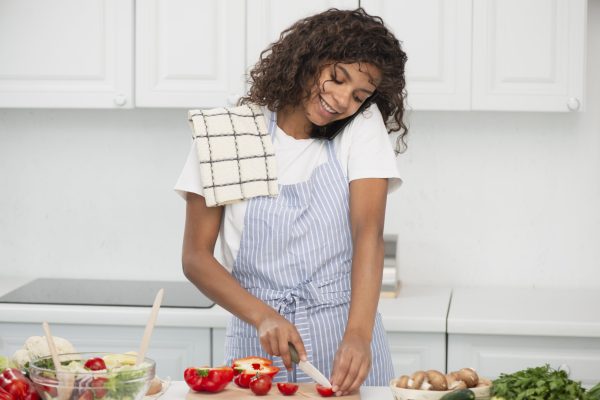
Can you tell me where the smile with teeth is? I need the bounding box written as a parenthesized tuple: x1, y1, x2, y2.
(319, 96, 338, 114)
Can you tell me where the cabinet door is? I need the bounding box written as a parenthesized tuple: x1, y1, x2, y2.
(472, 0, 587, 111)
(361, 0, 472, 110)
(448, 334, 600, 387)
(387, 332, 446, 375)
(246, 0, 358, 71)
(0, 323, 210, 379)
(0, 0, 133, 108)
(136, 0, 246, 108)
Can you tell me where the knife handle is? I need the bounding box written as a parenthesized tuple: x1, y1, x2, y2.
(288, 342, 300, 364)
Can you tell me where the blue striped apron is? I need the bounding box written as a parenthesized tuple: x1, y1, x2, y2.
(224, 114, 394, 385)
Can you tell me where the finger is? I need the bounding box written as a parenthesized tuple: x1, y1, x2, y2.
(259, 335, 272, 356)
(344, 359, 370, 395)
(278, 336, 292, 371)
(338, 355, 360, 394)
(330, 350, 350, 393)
(289, 332, 307, 362)
(269, 334, 281, 358)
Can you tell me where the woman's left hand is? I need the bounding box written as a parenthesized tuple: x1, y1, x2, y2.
(330, 332, 372, 396)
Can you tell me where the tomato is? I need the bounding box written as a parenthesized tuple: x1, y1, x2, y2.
(90, 377, 108, 398)
(234, 372, 252, 388)
(249, 374, 272, 396)
(316, 384, 335, 397)
(83, 357, 106, 371)
(277, 382, 299, 396)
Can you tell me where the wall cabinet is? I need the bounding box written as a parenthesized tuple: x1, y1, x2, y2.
(0, 0, 587, 110)
(0, 322, 211, 379)
(362, 0, 587, 111)
(135, 0, 246, 107)
(0, 0, 133, 108)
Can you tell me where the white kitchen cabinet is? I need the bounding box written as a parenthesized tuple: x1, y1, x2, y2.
(212, 327, 226, 366)
(388, 332, 446, 376)
(135, 0, 246, 108)
(0, 322, 210, 379)
(361, 0, 472, 110)
(447, 287, 600, 387)
(472, 0, 587, 111)
(246, 0, 358, 70)
(362, 0, 586, 111)
(448, 334, 600, 388)
(0, 0, 133, 108)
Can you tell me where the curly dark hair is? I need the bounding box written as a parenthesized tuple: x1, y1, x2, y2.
(240, 8, 408, 153)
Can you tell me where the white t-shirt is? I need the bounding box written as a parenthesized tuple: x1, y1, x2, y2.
(175, 104, 402, 271)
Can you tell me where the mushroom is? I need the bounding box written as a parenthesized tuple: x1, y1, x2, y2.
(394, 375, 411, 389)
(477, 377, 492, 387)
(457, 367, 479, 388)
(446, 373, 467, 390)
(410, 371, 428, 390)
(426, 370, 448, 391)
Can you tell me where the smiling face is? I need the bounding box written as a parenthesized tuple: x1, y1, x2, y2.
(305, 62, 381, 126)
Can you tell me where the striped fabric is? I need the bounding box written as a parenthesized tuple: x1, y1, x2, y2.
(223, 115, 394, 385)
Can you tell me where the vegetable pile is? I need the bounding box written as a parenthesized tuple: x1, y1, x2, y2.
(491, 364, 600, 400)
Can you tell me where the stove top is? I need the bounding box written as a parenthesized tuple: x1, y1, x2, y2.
(0, 278, 214, 309)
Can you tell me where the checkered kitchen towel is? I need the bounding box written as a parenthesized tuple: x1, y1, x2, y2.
(188, 104, 278, 207)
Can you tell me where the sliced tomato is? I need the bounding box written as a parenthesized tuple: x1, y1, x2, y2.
(316, 384, 335, 397)
(277, 382, 299, 396)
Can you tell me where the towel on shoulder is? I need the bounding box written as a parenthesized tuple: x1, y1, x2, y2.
(187, 104, 278, 207)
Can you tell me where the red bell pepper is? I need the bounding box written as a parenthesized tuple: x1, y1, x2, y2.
(183, 366, 234, 393)
(0, 369, 39, 400)
(0, 387, 15, 400)
(231, 357, 280, 382)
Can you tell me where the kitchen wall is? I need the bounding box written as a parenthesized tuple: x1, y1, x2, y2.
(1, 3, 599, 289)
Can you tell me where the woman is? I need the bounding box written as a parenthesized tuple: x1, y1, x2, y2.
(175, 8, 407, 395)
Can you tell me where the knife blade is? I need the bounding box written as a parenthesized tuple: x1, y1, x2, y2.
(288, 342, 332, 388)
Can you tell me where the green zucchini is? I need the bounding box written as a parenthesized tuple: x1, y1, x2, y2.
(439, 389, 476, 400)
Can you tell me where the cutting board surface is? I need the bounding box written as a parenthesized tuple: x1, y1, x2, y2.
(185, 383, 360, 399)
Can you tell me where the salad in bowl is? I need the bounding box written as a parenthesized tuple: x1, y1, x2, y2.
(28, 352, 155, 400)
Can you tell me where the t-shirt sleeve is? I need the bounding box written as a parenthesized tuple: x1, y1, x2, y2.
(174, 140, 204, 199)
(340, 104, 402, 193)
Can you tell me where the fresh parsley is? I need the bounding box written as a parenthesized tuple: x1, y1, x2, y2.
(491, 365, 586, 400)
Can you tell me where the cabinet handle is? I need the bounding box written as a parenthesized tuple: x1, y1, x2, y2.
(567, 97, 580, 111)
(114, 94, 127, 107)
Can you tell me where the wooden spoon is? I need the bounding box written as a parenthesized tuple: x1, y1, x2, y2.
(42, 322, 74, 400)
(136, 288, 164, 365)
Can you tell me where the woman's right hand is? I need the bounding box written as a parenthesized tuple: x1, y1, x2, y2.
(256, 312, 307, 371)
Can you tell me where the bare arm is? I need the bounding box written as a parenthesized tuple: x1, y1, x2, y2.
(182, 192, 306, 368)
(330, 178, 388, 395)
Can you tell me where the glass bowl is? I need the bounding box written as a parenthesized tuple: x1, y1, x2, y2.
(29, 352, 155, 400)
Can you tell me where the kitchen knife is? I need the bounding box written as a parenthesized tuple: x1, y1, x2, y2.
(288, 342, 332, 388)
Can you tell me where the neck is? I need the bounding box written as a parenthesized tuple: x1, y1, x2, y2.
(276, 107, 313, 139)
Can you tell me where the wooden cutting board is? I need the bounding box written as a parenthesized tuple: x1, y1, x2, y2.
(185, 383, 361, 399)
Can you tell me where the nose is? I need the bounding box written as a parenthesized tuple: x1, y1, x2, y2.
(333, 87, 353, 112)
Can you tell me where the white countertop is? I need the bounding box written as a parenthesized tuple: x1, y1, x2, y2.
(160, 381, 392, 400)
(447, 286, 600, 338)
(0, 277, 451, 333)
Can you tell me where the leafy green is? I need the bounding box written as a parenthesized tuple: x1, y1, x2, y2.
(584, 382, 600, 400)
(103, 364, 149, 400)
(491, 365, 586, 400)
